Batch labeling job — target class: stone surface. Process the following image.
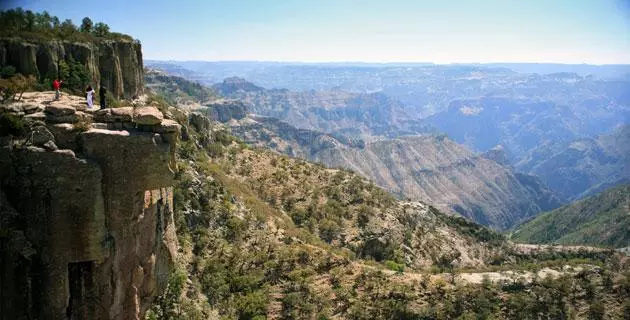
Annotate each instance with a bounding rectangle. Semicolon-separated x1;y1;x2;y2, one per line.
190;112;211;132
134;106;164;125
24;112;46;121
42;140;58;151
30;125;54;146
111;107;134;121
152;119;181;133
45;104;76;116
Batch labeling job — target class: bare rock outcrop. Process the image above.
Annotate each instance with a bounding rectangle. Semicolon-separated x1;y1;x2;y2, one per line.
0;92;181;320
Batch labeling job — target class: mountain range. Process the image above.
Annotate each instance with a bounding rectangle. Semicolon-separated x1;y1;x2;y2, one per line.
148;63;630;229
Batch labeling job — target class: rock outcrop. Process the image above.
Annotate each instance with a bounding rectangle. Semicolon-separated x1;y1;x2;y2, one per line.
0;37;143;99
0;92;180;320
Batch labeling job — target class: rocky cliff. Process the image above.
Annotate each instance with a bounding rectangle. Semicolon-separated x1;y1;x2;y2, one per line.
0;92;180;319
0;37;144;99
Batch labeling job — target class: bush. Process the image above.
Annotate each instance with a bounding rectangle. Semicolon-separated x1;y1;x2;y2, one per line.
0;111;27;136
384;260;405;273
319;218;341;243
0;74;37;102
73;118;93;132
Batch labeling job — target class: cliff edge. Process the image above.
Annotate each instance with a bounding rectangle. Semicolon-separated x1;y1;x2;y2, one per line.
0;92;180;319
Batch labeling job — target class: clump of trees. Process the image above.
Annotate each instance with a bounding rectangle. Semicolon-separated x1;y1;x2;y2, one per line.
0;8;134;42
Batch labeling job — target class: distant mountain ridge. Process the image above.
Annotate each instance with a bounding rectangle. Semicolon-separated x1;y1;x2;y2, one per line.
516;125;630;199
213;77;434;139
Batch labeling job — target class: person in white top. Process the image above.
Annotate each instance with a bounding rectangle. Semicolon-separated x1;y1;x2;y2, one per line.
86;85;96;109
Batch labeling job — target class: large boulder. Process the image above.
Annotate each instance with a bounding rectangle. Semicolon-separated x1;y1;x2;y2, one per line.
189;112;211;132
111;107;134;122
134;106;164;125
94;107;134;122
30;125;54;146
151;119;181;133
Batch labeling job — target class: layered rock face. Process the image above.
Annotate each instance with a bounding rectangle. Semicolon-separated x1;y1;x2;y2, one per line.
0;38;144;99
0;93;180;319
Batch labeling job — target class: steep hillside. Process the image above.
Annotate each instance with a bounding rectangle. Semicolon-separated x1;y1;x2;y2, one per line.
149;108;630;320
517;125;630;199
512;184;630;248
230;117;562;230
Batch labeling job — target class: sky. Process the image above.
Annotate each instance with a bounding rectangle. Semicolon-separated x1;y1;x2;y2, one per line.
3;0;630;64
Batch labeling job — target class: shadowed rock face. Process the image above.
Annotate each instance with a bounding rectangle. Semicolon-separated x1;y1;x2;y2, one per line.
0;94;179;320
0;38;144;99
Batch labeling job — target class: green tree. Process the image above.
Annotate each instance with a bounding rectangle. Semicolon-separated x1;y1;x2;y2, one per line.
93;22;110;37
80;17;93;32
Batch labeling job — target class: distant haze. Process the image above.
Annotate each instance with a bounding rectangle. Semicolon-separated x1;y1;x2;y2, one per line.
4;0;630;64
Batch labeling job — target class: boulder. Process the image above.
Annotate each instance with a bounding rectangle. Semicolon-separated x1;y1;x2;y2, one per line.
189;112;211;132
94;109;112;122
42;140;58;151
47;123;78;150
166;106;187;124
45;105;76;116
151;119;181;133
134;106;164;125
111;107;134;122
23;103;44;114
31;125;55;146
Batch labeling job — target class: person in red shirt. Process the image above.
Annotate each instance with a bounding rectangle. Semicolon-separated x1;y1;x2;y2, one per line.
53;79;63;100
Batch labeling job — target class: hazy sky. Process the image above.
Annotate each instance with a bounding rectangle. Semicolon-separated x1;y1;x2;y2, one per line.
4;0;630;63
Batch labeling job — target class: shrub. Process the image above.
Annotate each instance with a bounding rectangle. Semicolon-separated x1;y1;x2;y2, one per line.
0;111;27;136
0;74;37;102
384;260;405;273
73;118;93;132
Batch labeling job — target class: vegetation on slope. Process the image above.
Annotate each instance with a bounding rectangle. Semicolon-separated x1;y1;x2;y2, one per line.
145;105;630;320
512;184;630;248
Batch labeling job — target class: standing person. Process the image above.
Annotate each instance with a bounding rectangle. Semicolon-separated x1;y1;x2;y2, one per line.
99;84;107;109
86;85;95;109
53;79;63;100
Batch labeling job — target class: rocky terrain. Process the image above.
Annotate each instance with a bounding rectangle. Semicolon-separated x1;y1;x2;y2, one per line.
230;116;562;230
516;125;630;200
512;184;630;248
149;108;630;319
2;15;629;318
0;37;144;98
0;92;180;319
213;77;433;139
154;61;630;202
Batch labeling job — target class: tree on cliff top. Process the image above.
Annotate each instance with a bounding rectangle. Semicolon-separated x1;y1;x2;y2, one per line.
0;8;133;42
80;17;93;33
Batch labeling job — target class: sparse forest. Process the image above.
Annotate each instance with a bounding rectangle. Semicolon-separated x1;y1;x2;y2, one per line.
0;7;133;42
